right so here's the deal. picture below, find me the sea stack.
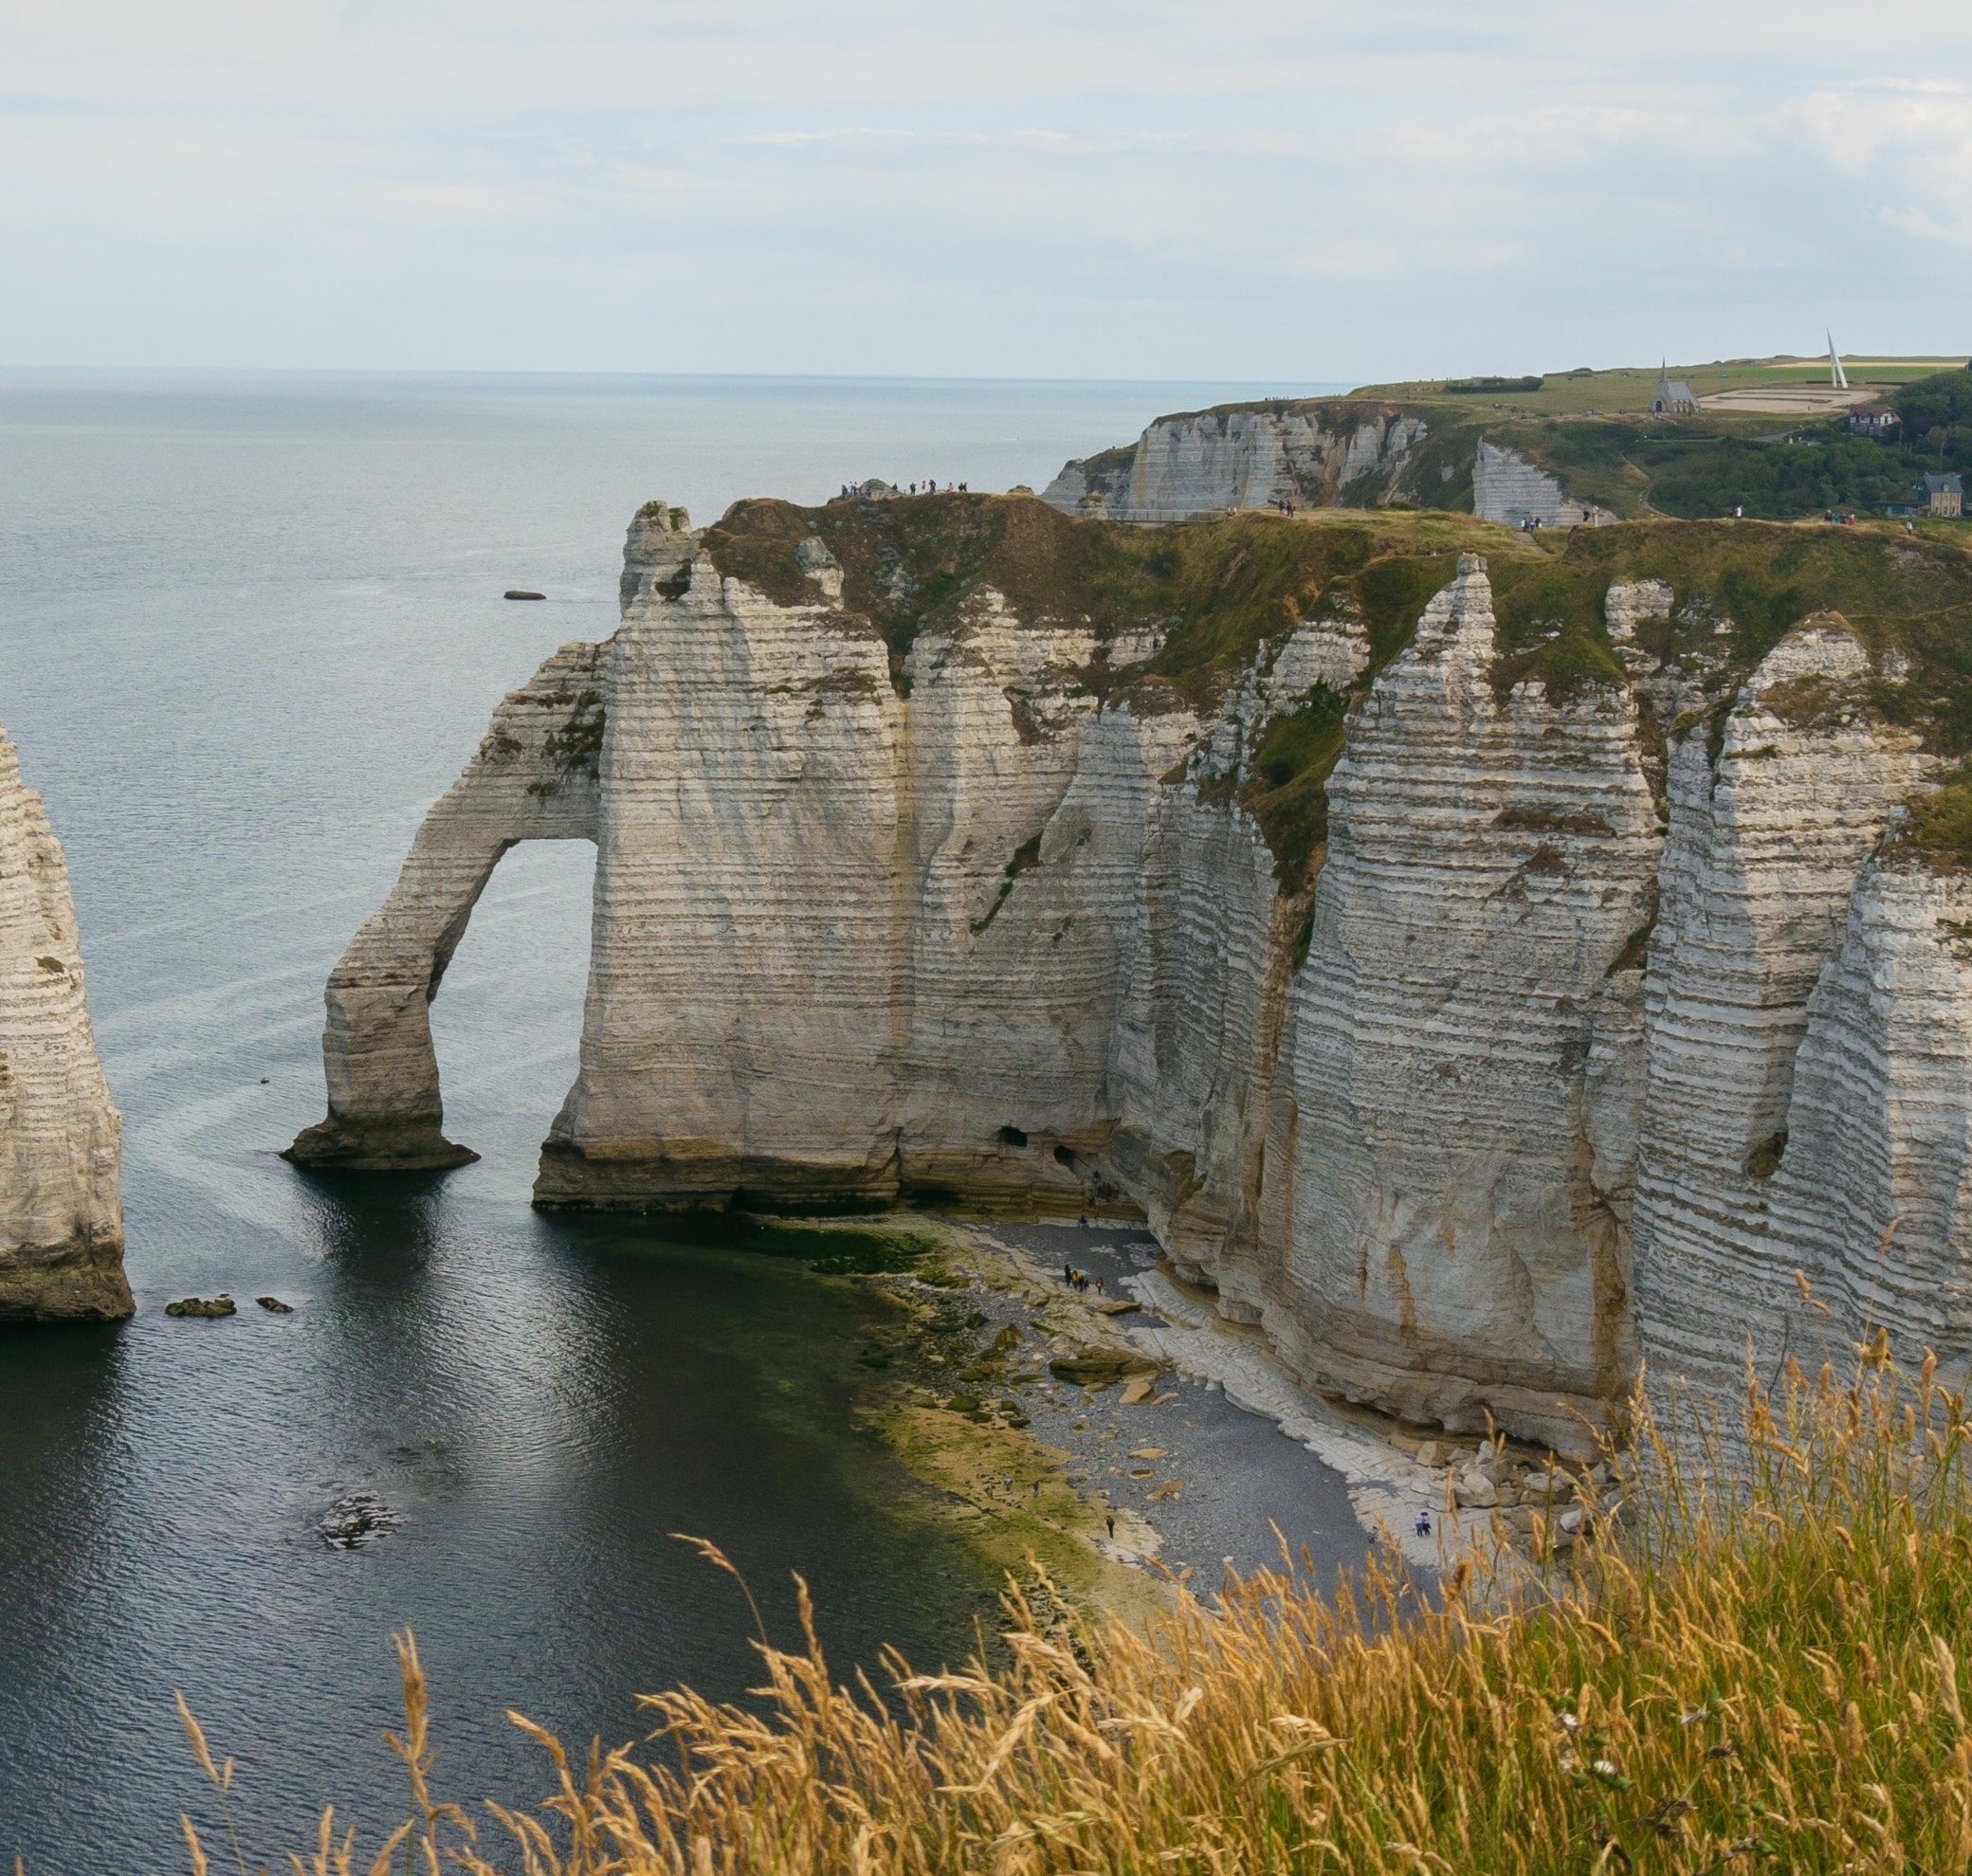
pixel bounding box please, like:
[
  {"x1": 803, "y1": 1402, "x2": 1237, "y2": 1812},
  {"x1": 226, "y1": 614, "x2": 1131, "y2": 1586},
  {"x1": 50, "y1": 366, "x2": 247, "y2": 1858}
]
[{"x1": 0, "y1": 723, "x2": 128, "y2": 1320}]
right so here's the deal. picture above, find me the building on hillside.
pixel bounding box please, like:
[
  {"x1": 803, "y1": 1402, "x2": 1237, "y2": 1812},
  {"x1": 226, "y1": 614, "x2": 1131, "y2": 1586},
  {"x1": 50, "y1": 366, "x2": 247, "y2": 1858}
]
[
  {"x1": 1849, "y1": 404, "x2": 1902, "y2": 438},
  {"x1": 1924, "y1": 472, "x2": 1963, "y2": 519},
  {"x1": 1649, "y1": 365, "x2": 1698, "y2": 417}
]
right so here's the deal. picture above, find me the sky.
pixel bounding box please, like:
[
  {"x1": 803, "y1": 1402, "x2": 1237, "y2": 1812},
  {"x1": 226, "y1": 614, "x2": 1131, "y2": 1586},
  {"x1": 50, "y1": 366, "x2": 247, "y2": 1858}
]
[{"x1": 4, "y1": 1, "x2": 1971, "y2": 383}]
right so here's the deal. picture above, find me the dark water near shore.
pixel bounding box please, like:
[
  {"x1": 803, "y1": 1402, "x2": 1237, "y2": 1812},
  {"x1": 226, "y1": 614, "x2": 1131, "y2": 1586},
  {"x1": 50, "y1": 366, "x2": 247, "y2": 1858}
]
[{"x1": 0, "y1": 372, "x2": 1332, "y2": 1871}]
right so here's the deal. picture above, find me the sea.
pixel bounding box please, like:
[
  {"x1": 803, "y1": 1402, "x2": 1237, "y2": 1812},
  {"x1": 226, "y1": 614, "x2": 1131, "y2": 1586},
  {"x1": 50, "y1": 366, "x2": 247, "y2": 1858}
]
[{"x1": 0, "y1": 372, "x2": 1334, "y2": 1871}]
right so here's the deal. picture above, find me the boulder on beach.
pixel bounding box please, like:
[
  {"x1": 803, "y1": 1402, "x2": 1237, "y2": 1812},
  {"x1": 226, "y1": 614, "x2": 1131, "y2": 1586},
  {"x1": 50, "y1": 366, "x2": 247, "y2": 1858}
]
[{"x1": 1049, "y1": 1345, "x2": 1158, "y2": 1388}]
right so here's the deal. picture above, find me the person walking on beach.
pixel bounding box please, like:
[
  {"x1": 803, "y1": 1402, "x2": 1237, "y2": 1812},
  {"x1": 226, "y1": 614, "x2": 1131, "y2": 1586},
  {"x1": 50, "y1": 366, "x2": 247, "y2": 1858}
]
[{"x1": 1106, "y1": 1515, "x2": 1115, "y2": 1539}]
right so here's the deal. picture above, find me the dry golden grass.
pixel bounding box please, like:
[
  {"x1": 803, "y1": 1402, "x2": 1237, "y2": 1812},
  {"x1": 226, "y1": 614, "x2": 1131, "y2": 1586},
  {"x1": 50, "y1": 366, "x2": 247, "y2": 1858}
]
[{"x1": 182, "y1": 1342, "x2": 1972, "y2": 1875}]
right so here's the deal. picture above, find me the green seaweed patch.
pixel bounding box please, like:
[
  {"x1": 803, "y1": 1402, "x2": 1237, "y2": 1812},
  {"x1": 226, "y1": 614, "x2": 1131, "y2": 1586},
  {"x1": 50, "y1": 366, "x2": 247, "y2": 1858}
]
[
  {"x1": 657, "y1": 1207, "x2": 933, "y2": 1276},
  {"x1": 1237, "y1": 685, "x2": 1349, "y2": 889}
]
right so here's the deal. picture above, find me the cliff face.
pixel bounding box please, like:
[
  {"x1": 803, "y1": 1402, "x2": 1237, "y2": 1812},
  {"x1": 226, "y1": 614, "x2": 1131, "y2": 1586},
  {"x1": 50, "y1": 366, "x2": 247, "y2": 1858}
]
[
  {"x1": 1473, "y1": 441, "x2": 1617, "y2": 530},
  {"x1": 296, "y1": 498, "x2": 1972, "y2": 1448},
  {"x1": 1041, "y1": 399, "x2": 1625, "y2": 526},
  {"x1": 1630, "y1": 623, "x2": 1943, "y2": 1406},
  {"x1": 0, "y1": 725, "x2": 126, "y2": 1320},
  {"x1": 1043, "y1": 403, "x2": 1434, "y2": 521},
  {"x1": 1254, "y1": 562, "x2": 1656, "y2": 1447}
]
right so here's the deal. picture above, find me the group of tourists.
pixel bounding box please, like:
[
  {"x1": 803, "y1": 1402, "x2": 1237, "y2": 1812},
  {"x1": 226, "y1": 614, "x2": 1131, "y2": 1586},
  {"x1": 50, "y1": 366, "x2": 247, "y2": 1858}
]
[
  {"x1": 836, "y1": 479, "x2": 971, "y2": 500},
  {"x1": 1061, "y1": 1264, "x2": 1105, "y2": 1295}
]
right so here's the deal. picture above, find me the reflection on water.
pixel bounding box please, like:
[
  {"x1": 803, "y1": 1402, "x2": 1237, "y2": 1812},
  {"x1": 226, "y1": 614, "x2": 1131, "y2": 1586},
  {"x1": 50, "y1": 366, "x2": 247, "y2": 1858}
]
[{"x1": 0, "y1": 1173, "x2": 1007, "y2": 1871}]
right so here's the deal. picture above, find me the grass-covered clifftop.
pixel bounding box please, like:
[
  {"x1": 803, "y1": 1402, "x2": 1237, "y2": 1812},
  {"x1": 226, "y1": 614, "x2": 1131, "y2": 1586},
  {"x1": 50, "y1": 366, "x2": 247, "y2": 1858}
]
[
  {"x1": 1051, "y1": 358, "x2": 1972, "y2": 525},
  {"x1": 702, "y1": 494, "x2": 1972, "y2": 891}
]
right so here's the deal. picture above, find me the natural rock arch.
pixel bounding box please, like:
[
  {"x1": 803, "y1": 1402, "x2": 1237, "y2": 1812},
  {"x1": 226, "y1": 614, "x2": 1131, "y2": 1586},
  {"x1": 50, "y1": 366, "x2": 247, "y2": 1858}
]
[{"x1": 283, "y1": 640, "x2": 607, "y2": 1170}]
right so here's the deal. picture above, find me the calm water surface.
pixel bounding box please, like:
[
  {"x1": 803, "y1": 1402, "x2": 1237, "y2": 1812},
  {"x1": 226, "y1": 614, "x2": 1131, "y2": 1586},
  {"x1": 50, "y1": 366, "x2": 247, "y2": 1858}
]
[{"x1": 0, "y1": 373, "x2": 1329, "y2": 1871}]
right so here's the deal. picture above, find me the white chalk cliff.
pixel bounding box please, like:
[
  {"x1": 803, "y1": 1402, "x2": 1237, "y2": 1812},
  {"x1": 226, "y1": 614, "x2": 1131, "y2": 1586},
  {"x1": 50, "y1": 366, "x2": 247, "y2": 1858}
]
[
  {"x1": 0, "y1": 724, "x2": 126, "y2": 1320},
  {"x1": 1043, "y1": 399, "x2": 1613, "y2": 528},
  {"x1": 295, "y1": 498, "x2": 1972, "y2": 1448},
  {"x1": 1043, "y1": 403, "x2": 1432, "y2": 520}
]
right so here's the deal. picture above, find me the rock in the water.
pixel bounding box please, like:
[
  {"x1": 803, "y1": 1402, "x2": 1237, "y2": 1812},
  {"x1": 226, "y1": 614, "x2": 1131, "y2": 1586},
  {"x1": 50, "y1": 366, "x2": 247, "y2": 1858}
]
[
  {"x1": 255, "y1": 1295, "x2": 294, "y2": 1313},
  {"x1": 319, "y1": 1491, "x2": 398, "y2": 1549},
  {"x1": 166, "y1": 1295, "x2": 236, "y2": 1319},
  {"x1": 0, "y1": 723, "x2": 127, "y2": 1321}
]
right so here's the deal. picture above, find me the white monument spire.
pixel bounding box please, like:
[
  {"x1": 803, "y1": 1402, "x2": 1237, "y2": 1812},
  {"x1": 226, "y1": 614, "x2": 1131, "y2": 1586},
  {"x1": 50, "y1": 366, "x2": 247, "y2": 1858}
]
[{"x1": 1827, "y1": 331, "x2": 1850, "y2": 390}]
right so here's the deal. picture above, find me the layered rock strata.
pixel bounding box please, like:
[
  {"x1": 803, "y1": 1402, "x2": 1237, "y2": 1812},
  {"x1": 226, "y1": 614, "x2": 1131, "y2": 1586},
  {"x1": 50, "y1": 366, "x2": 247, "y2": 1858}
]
[
  {"x1": 0, "y1": 725, "x2": 127, "y2": 1320},
  {"x1": 1629, "y1": 621, "x2": 1944, "y2": 1407},
  {"x1": 1251, "y1": 561, "x2": 1657, "y2": 1447},
  {"x1": 1043, "y1": 400, "x2": 1612, "y2": 527},
  {"x1": 1473, "y1": 441, "x2": 1616, "y2": 530},
  {"x1": 1043, "y1": 403, "x2": 1431, "y2": 520},
  {"x1": 297, "y1": 498, "x2": 1972, "y2": 1448}
]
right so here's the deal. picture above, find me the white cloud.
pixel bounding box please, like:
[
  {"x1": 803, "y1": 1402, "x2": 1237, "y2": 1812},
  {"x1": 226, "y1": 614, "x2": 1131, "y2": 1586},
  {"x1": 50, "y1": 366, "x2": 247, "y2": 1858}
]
[{"x1": 0, "y1": 1, "x2": 1967, "y2": 375}]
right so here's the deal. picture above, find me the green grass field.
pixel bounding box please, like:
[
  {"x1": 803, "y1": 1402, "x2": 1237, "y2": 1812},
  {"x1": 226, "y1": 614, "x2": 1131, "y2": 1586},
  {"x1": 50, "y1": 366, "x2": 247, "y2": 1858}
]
[{"x1": 1353, "y1": 355, "x2": 1968, "y2": 420}]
